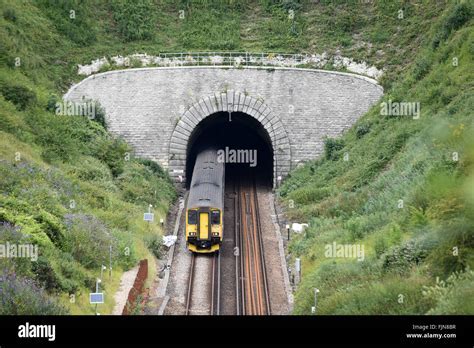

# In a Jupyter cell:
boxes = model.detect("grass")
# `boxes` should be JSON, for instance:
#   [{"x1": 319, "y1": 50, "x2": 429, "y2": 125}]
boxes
[{"x1": 279, "y1": 2, "x2": 474, "y2": 315}]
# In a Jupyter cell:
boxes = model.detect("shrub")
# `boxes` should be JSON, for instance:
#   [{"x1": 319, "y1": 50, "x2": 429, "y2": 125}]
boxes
[
  {"x1": 32, "y1": 256, "x2": 62, "y2": 292},
  {"x1": 356, "y1": 123, "x2": 371, "y2": 139},
  {"x1": 90, "y1": 100, "x2": 107, "y2": 129},
  {"x1": 46, "y1": 94, "x2": 60, "y2": 113},
  {"x1": 289, "y1": 186, "x2": 331, "y2": 205},
  {"x1": 427, "y1": 219, "x2": 474, "y2": 276},
  {"x1": 423, "y1": 268, "x2": 474, "y2": 314},
  {"x1": 68, "y1": 156, "x2": 112, "y2": 182},
  {"x1": 3, "y1": 8, "x2": 16, "y2": 22},
  {"x1": 0, "y1": 272, "x2": 68, "y2": 315},
  {"x1": 146, "y1": 234, "x2": 162, "y2": 259},
  {"x1": 136, "y1": 158, "x2": 166, "y2": 178},
  {"x1": 324, "y1": 138, "x2": 345, "y2": 160},
  {"x1": 381, "y1": 238, "x2": 434, "y2": 274},
  {"x1": 36, "y1": 0, "x2": 97, "y2": 46},
  {"x1": 115, "y1": 232, "x2": 138, "y2": 270},
  {"x1": 442, "y1": 4, "x2": 471, "y2": 37},
  {"x1": 319, "y1": 275, "x2": 433, "y2": 315},
  {"x1": 93, "y1": 137, "x2": 129, "y2": 177},
  {"x1": 374, "y1": 236, "x2": 388, "y2": 258},
  {"x1": 0, "y1": 222, "x2": 32, "y2": 276},
  {"x1": 112, "y1": 0, "x2": 156, "y2": 41},
  {"x1": 0, "y1": 84, "x2": 36, "y2": 110},
  {"x1": 412, "y1": 56, "x2": 432, "y2": 80},
  {"x1": 33, "y1": 211, "x2": 65, "y2": 248},
  {"x1": 63, "y1": 214, "x2": 117, "y2": 269},
  {"x1": 117, "y1": 161, "x2": 176, "y2": 206},
  {"x1": 432, "y1": 3, "x2": 472, "y2": 48}
]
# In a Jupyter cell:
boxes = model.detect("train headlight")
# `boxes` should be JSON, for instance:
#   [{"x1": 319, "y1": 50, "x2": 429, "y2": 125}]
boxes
[{"x1": 212, "y1": 232, "x2": 219, "y2": 236}]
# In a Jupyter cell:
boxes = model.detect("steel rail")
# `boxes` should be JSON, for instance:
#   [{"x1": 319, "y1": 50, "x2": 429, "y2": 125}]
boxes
[
  {"x1": 185, "y1": 253, "x2": 196, "y2": 315},
  {"x1": 253, "y1": 177, "x2": 271, "y2": 315}
]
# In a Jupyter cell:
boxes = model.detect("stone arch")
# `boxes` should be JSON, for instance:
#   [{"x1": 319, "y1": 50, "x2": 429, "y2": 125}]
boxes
[{"x1": 168, "y1": 90, "x2": 291, "y2": 187}]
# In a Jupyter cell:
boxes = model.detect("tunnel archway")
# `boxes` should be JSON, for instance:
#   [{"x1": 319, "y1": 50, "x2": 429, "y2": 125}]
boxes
[
  {"x1": 167, "y1": 91, "x2": 292, "y2": 187},
  {"x1": 186, "y1": 111, "x2": 274, "y2": 188}
]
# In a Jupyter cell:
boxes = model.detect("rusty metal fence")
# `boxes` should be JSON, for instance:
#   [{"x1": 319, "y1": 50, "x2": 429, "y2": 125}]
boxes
[{"x1": 122, "y1": 259, "x2": 148, "y2": 315}]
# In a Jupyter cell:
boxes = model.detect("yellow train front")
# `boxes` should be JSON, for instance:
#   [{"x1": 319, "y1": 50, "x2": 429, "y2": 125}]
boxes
[{"x1": 186, "y1": 148, "x2": 224, "y2": 253}]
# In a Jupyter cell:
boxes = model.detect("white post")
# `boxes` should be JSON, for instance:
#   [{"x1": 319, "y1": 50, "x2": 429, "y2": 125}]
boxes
[
  {"x1": 109, "y1": 245, "x2": 112, "y2": 279},
  {"x1": 295, "y1": 258, "x2": 301, "y2": 284},
  {"x1": 313, "y1": 288, "x2": 320, "y2": 314}
]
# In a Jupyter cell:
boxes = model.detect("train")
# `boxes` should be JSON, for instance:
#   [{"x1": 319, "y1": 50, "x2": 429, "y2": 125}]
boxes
[{"x1": 185, "y1": 148, "x2": 225, "y2": 253}]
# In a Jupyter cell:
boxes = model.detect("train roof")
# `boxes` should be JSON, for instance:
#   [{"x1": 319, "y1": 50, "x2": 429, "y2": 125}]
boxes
[{"x1": 187, "y1": 148, "x2": 224, "y2": 209}]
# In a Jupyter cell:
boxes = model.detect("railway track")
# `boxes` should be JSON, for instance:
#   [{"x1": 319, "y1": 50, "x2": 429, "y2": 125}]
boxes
[
  {"x1": 184, "y1": 169, "x2": 269, "y2": 315},
  {"x1": 236, "y1": 173, "x2": 271, "y2": 315},
  {"x1": 185, "y1": 252, "x2": 220, "y2": 315}
]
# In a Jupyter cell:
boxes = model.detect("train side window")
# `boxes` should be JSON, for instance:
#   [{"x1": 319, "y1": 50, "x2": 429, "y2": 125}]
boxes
[
  {"x1": 211, "y1": 210, "x2": 220, "y2": 225},
  {"x1": 188, "y1": 210, "x2": 197, "y2": 224}
]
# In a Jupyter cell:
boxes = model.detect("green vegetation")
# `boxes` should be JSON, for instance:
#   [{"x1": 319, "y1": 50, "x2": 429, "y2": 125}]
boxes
[
  {"x1": 0, "y1": 0, "x2": 450, "y2": 89},
  {"x1": 0, "y1": 0, "x2": 471, "y2": 315},
  {"x1": 279, "y1": 2, "x2": 474, "y2": 314},
  {"x1": 0, "y1": 0, "x2": 179, "y2": 313}
]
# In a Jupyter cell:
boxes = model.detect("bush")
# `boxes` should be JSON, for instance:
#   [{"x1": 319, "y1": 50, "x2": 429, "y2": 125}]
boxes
[
  {"x1": 427, "y1": 219, "x2": 474, "y2": 276},
  {"x1": 63, "y1": 214, "x2": 117, "y2": 269},
  {"x1": 412, "y1": 56, "x2": 432, "y2": 80},
  {"x1": 0, "y1": 222, "x2": 32, "y2": 276},
  {"x1": 146, "y1": 234, "x2": 162, "y2": 259},
  {"x1": 319, "y1": 275, "x2": 433, "y2": 315},
  {"x1": 92, "y1": 101, "x2": 108, "y2": 129},
  {"x1": 324, "y1": 138, "x2": 345, "y2": 160},
  {"x1": 116, "y1": 231, "x2": 138, "y2": 270},
  {"x1": 32, "y1": 256, "x2": 62, "y2": 292},
  {"x1": 33, "y1": 211, "x2": 65, "y2": 248},
  {"x1": 0, "y1": 84, "x2": 36, "y2": 110},
  {"x1": 46, "y1": 94, "x2": 60, "y2": 113},
  {"x1": 423, "y1": 268, "x2": 474, "y2": 314},
  {"x1": 356, "y1": 123, "x2": 371, "y2": 139},
  {"x1": 117, "y1": 161, "x2": 176, "y2": 206},
  {"x1": 68, "y1": 156, "x2": 112, "y2": 182},
  {"x1": 3, "y1": 8, "x2": 17, "y2": 22},
  {"x1": 93, "y1": 137, "x2": 130, "y2": 177},
  {"x1": 37, "y1": 0, "x2": 97, "y2": 46},
  {"x1": 442, "y1": 4, "x2": 471, "y2": 37},
  {"x1": 0, "y1": 272, "x2": 68, "y2": 315},
  {"x1": 136, "y1": 158, "x2": 166, "y2": 178},
  {"x1": 112, "y1": 0, "x2": 156, "y2": 41},
  {"x1": 289, "y1": 186, "x2": 331, "y2": 205},
  {"x1": 381, "y1": 238, "x2": 434, "y2": 274},
  {"x1": 432, "y1": 3, "x2": 472, "y2": 48}
]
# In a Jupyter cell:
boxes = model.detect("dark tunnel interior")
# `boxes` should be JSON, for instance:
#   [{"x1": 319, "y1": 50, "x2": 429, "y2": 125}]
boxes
[{"x1": 186, "y1": 111, "x2": 273, "y2": 188}]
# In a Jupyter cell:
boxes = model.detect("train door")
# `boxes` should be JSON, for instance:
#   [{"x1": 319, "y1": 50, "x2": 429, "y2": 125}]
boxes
[{"x1": 199, "y1": 212, "x2": 209, "y2": 240}]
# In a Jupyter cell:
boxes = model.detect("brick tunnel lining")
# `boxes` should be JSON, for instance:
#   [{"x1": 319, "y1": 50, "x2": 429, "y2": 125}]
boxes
[{"x1": 186, "y1": 111, "x2": 274, "y2": 188}]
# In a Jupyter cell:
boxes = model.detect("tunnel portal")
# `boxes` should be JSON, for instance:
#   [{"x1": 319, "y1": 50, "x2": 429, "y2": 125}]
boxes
[
  {"x1": 64, "y1": 67, "x2": 384, "y2": 187},
  {"x1": 186, "y1": 111, "x2": 273, "y2": 188}
]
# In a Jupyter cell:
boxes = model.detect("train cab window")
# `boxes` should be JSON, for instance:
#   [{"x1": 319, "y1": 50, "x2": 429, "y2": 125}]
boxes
[
  {"x1": 211, "y1": 210, "x2": 220, "y2": 225},
  {"x1": 188, "y1": 210, "x2": 197, "y2": 224}
]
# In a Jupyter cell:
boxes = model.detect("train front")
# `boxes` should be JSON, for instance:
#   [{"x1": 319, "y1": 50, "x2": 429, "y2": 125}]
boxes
[{"x1": 186, "y1": 206, "x2": 222, "y2": 253}]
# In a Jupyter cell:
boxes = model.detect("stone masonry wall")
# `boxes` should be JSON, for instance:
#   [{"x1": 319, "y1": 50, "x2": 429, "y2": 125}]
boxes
[{"x1": 65, "y1": 66, "x2": 383, "y2": 186}]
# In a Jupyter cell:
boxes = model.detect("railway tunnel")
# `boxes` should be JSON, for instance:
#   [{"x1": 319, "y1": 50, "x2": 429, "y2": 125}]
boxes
[
  {"x1": 185, "y1": 111, "x2": 274, "y2": 188},
  {"x1": 64, "y1": 67, "x2": 384, "y2": 188},
  {"x1": 184, "y1": 111, "x2": 276, "y2": 315}
]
